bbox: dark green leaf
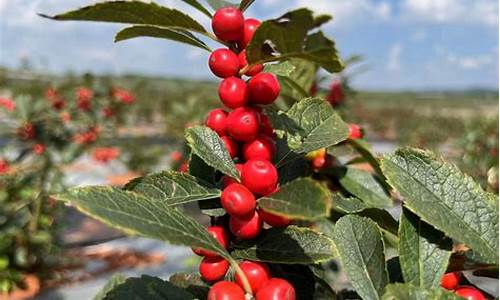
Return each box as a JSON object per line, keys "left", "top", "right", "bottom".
{"left": 56, "top": 186, "right": 229, "bottom": 259}
{"left": 115, "top": 26, "right": 211, "bottom": 51}
{"left": 313, "top": 14, "right": 333, "bottom": 28}
{"left": 332, "top": 193, "right": 367, "bottom": 213}
{"left": 271, "top": 264, "right": 317, "bottom": 300}
{"left": 381, "top": 148, "right": 499, "bottom": 264}
{"left": 185, "top": 126, "right": 240, "bottom": 180}
{"left": 333, "top": 215, "right": 388, "bottom": 300}
{"left": 246, "top": 9, "right": 342, "bottom": 72}
{"left": 124, "top": 171, "right": 220, "bottom": 206}
{"left": 169, "top": 273, "right": 210, "bottom": 299}
{"left": 280, "top": 59, "right": 318, "bottom": 102}
{"left": 381, "top": 283, "right": 463, "bottom": 300}
{"left": 188, "top": 153, "right": 216, "bottom": 184}
{"left": 239, "top": 0, "right": 255, "bottom": 11}
{"left": 258, "top": 178, "right": 331, "bottom": 220}
{"left": 41, "top": 1, "right": 207, "bottom": 34}
{"left": 198, "top": 199, "right": 226, "bottom": 217}
{"left": 93, "top": 274, "right": 127, "bottom": 300}
{"left": 399, "top": 208, "right": 452, "bottom": 289}
{"left": 348, "top": 138, "right": 390, "bottom": 191}
{"left": 103, "top": 275, "right": 195, "bottom": 300}
{"left": 181, "top": 0, "right": 212, "bottom": 18}
{"left": 338, "top": 167, "right": 392, "bottom": 209}
{"left": 277, "top": 156, "right": 309, "bottom": 185}
{"left": 232, "top": 226, "right": 337, "bottom": 264}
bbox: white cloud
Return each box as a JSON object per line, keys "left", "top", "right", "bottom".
{"left": 410, "top": 30, "right": 427, "bottom": 41}
{"left": 402, "top": 0, "right": 498, "bottom": 27}
{"left": 387, "top": 43, "right": 402, "bottom": 71}
{"left": 435, "top": 46, "right": 496, "bottom": 70}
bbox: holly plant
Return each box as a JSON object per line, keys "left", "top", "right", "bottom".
{"left": 44, "top": 1, "right": 498, "bottom": 300}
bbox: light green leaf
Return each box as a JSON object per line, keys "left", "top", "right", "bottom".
{"left": 333, "top": 215, "right": 388, "bottom": 300}
{"left": 56, "top": 186, "right": 229, "bottom": 259}
{"left": 232, "top": 226, "right": 337, "bottom": 264}
{"left": 93, "top": 274, "right": 127, "bottom": 300}
{"left": 181, "top": 0, "right": 212, "bottom": 18}
{"left": 205, "top": 0, "right": 236, "bottom": 10}
{"left": 347, "top": 138, "right": 390, "bottom": 191}
{"left": 169, "top": 273, "right": 210, "bottom": 299}
{"left": 246, "top": 9, "right": 343, "bottom": 73}
{"left": 381, "top": 283, "right": 463, "bottom": 300}
{"left": 399, "top": 208, "right": 452, "bottom": 289}
{"left": 103, "top": 275, "right": 195, "bottom": 300}
{"left": 185, "top": 126, "right": 240, "bottom": 180}
{"left": 338, "top": 167, "right": 392, "bottom": 209}
{"left": 263, "top": 61, "right": 296, "bottom": 77}
{"left": 381, "top": 148, "right": 499, "bottom": 264}
{"left": 280, "top": 59, "right": 318, "bottom": 102}
{"left": 124, "top": 171, "right": 220, "bottom": 206}
{"left": 41, "top": 1, "right": 207, "bottom": 34}
{"left": 332, "top": 193, "right": 367, "bottom": 213}
{"left": 115, "top": 26, "right": 211, "bottom": 51}
{"left": 258, "top": 178, "right": 331, "bottom": 220}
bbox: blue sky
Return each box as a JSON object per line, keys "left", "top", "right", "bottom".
{"left": 0, "top": 0, "right": 498, "bottom": 90}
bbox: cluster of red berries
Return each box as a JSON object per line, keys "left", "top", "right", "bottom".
{"left": 190, "top": 7, "right": 295, "bottom": 300}
{"left": 92, "top": 147, "right": 121, "bottom": 164}
{"left": 73, "top": 126, "right": 100, "bottom": 145}
{"left": 0, "top": 159, "right": 9, "bottom": 174}
{"left": 441, "top": 272, "right": 486, "bottom": 300}
{"left": 0, "top": 97, "right": 16, "bottom": 112}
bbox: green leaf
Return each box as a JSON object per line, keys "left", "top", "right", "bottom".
{"left": 41, "top": 1, "right": 208, "bottom": 34}
{"left": 93, "top": 274, "right": 127, "bottom": 300}
{"left": 258, "top": 178, "right": 331, "bottom": 220}
{"left": 115, "top": 26, "right": 211, "bottom": 51}
{"left": 56, "top": 186, "right": 229, "bottom": 259}
{"left": 332, "top": 193, "right": 367, "bottom": 213}
{"left": 333, "top": 215, "right": 388, "bottom": 300}
{"left": 232, "top": 226, "right": 337, "bottom": 264}
{"left": 381, "top": 148, "right": 499, "bottom": 264}
{"left": 185, "top": 126, "right": 240, "bottom": 180}
{"left": 337, "top": 167, "right": 392, "bottom": 209}
{"left": 381, "top": 283, "right": 463, "bottom": 300}
{"left": 181, "top": 0, "right": 212, "bottom": 18}
{"left": 399, "top": 208, "right": 452, "bottom": 289}
{"left": 188, "top": 153, "right": 216, "bottom": 184}
{"left": 169, "top": 273, "right": 210, "bottom": 299}
{"left": 263, "top": 61, "right": 296, "bottom": 77}
{"left": 103, "top": 275, "right": 195, "bottom": 300}
{"left": 124, "top": 171, "right": 220, "bottom": 206}
{"left": 239, "top": 0, "right": 255, "bottom": 11}
{"left": 348, "top": 138, "right": 390, "bottom": 190}
{"left": 287, "top": 97, "right": 350, "bottom": 153}
{"left": 246, "top": 9, "right": 343, "bottom": 73}
{"left": 280, "top": 59, "right": 318, "bottom": 102}
{"left": 205, "top": 0, "right": 236, "bottom": 10}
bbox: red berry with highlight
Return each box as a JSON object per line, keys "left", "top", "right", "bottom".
{"left": 219, "top": 77, "right": 249, "bottom": 109}
{"left": 208, "top": 281, "right": 245, "bottom": 300}
{"left": 238, "top": 50, "right": 263, "bottom": 77}
{"left": 441, "top": 272, "right": 461, "bottom": 290}
{"left": 235, "top": 261, "right": 272, "bottom": 294}
{"left": 230, "top": 210, "right": 262, "bottom": 240}
{"left": 239, "top": 18, "right": 261, "bottom": 48}
{"left": 221, "top": 183, "right": 256, "bottom": 217}
{"left": 259, "top": 209, "right": 291, "bottom": 228}
{"left": 209, "top": 49, "right": 240, "bottom": 78}
{"left": 199, "top": 257, "right": 229, "bottom": 282}
{"left": 220, "top": 136, "right": 239, "bottom": 158}
{"left": 222, "top": 164, "right": 243, "bottom": 188}
{"left": 206, "top": 108, "right": 228, "bottom": 136}
{"left": 192, "top": 226, "right": 229, "bottom": 258}
{"left": 349, "top": 123, "right": 363, "bottom": 139}
{"left": 226, "top": 107, "right": 260, "bottom": 142}
{"left": 249, "top": 73, "right": 281, "bottom": 105}
{"left": 455, "top": 286, "right": 486, "bottom": 300}
{"left": 241, "top": 159, "right": 278, "bottom": 196}
{"left": 212, "top": 7, "right": 244, "bottom": 42}
{"left": 256, "top": 278, "right": 296, "bottom": 300}
{"left": 242, "top": 134, "right": 276, "bottom": 161}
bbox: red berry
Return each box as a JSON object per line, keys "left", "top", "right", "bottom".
{"left": 349, "top": 123, "right": 363, "bottom": 139}
{"left": 33, "top": 144, "right": 45, "bottom": 155}
{"left": 242, "top": 134, "right": 276, "bottom": 161}
{"left": 249, "top": 73, "right": 280, "bottom": 105}
{"left": 208, "top": 281, "right": 245, "bottom": 300}
{"left": 209, "top": 49, "right": 240, "bottom": 78}
{"left": 222, "top": 164, "right": 243, "bottom": 188}
{"left": 192, "top": 226, "right": 230, "bottom": 258}
{"left": 441, "top": 272, "right": 461, "bottom": 290}
{"left": 212, "top": 7, "right": 244, "bottom": 42}
{"left": 220, "top": 136, "right": 239, "bottom": 158}
{"left": 258, "top": 209, "right": 291, "bottom": 228}
{"left": 235, "top": 261, "right": 271, "bottom": 293}
{"left": 221, "top": 183, "right": 256, "bottom": 217}
{"left": 219, "top": 77, "right": 249, "bottom": 109}
{"left": 260, "top": 114, "right": 275, "bottom": 137}
{"left": 455, "top": 286, "right": 486, "bottom": 300}
{"left": 230, "top": 210, "right": 262, "bottom": 240}
{"left": 206, "top": 109, "right": 228, "bottom": 136}
{"left": 256, "top": 278, "right": 296, "bottom": 300}
{"left": 327, "top": 80, "right": 344, "bottom": 106}
{"left": 239, "top": 18, "right": 261, "bottom": 48}
{"left": 241, "top": 159, "right": 278, "bottom": 196}
{"left": 199, "top": 257, "right": 230, "bottom": 282}
{"left": 238, "top": 50, "right": 263, "bottom": 77}
{"left": 226, "top": 107, "right": 260, "bottom": 142}
{"left": 0, "top": 159, "right": 9, "bottom": 174}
